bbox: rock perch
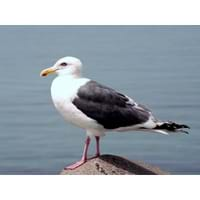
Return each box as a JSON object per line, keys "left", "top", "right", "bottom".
{"left": 60, "top": 154, "right": 168, "bottom": 175}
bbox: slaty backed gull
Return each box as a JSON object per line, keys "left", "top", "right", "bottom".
{"left": 40, "top": 56, "right": 189, "bottom": 169}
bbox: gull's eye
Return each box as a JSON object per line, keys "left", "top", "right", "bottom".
{"left": 60, "top": 62, "right": 67, "bottom": 66}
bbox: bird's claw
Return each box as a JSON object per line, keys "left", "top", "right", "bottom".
{"left": 64, "top": 159, "right": 87, "bottom": 170}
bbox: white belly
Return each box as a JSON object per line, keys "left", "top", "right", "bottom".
{"left": 50, "top": 76, "right": 104, "bottom": 131}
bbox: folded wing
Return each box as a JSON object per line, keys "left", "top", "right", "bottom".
{"left": 72, "top": 81, "right": 151, "bottom": 129}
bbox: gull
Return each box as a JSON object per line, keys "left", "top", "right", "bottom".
{"left": 40, "top": 56, "right": 189, "bottom": 169}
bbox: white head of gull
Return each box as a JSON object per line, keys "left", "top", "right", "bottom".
{"left": 40, "top": 56, "right": 190, "bottom": 170}
{"left": 40, "top": 56, "right": 82, "bottom": 77}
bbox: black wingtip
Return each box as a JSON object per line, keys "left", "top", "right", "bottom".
{"left": 180, "top": 124, "right": 190, "bottom": 134}
{"left": 184, "top": 130, "right": 189, "bottom": 134}
{"left": 178, "top": 129, "right": 189, "bottom": 134}
{"left": 181, "top": 124, "right": 190, "bottom": 129}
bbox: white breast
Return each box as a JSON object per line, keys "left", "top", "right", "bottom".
{"left": 50, "top": 75, "right": 103, "bottom": 130}
{"left": 51, "top": 76, "right": 89, "bottom": 104}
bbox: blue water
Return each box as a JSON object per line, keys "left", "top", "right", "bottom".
{"left": 0, "top": 26, "right": 199, "bottom": 174}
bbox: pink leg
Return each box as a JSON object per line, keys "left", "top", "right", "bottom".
{"left": 64, "top": 136, "right": 91, "bottom": 170}
{"left": 88, "top": 136, "right": 101, "bottom": 160}
{"left": 95, "top": 136, "right": 100, "bottom": 157}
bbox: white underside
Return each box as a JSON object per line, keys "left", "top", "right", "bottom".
{"left": 51, "top": 75, "right": 164, "bottom": 137}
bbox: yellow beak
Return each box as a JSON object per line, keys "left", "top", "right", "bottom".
{"left": 40, "top": 67, "right": 56, "bottom": 77}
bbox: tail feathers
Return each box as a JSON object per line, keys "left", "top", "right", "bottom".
{"left": 154, "top": 121, "right": 190, "bottom": 134}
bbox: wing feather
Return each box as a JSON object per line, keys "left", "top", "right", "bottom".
{"left": 72, "top": 81, "right": 150, "bottom": 129}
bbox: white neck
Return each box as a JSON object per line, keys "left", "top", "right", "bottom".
{"left": 57, "top": 72, "right": 82, "bottom": 80}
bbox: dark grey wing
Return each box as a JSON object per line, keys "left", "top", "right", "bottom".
{"left": 72, "top": 81, "right": 150, "bottom": 129}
